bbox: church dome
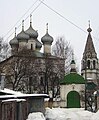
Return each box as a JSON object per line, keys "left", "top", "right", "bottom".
{"left": 10, "top": 36, "right": 18, "bottom": 45}
{"left": 60, "top": 73, "right": 85, "bottom": 84}
{"left": 25, "top": 26, "right": 38, "bottom": 38}
{"left": 9, "top": 27, "right": 18, "bottom": 46}
{"left": 17, "top": 20, "right": 29, "bottom": 40}
{"left": 41, "top": 33, "right": 53, "bottom": 44}
{"left": 41, "top": 23, "right": 53, "bottom": 44}
{"left": 17, "top": 31, "right": 29, "bottom": 40}
{"left": 25, "top": 14, "right": 38, "bottom": 38}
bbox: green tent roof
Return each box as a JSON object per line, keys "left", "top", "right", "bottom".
{"left": 86, "top": 82, "right": 97, "bottom": 90}
{"left": 60, "top": 73, "right": 85, "bottom": 84}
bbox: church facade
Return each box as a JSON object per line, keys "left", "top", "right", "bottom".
{"left": 0, "top": 15, "right": 65, "bottom": 96}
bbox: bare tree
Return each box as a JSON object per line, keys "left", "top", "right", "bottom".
{"left": 1, "top": 48, "right": 39, "bottom": 93}
{"left": 41, "top": 55, "right": 64, "bottom": 98}
{"left": 52, "top": 36, "right": 73, "bottom": 74}
{"left": 5, "top": 57, "right": 31, "bottom": 91}
{"left": 0, "top": 37, "right": 10, "bottom": 61}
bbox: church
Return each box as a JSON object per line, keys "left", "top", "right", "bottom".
{"left": 0, "top": 15, "right": 65, "bottom": 96}
{"left": 81, "top": 23, "right": 99, "bottom": 110}
{"left": 81, "top": 23, "right": 99, "bottom": 86}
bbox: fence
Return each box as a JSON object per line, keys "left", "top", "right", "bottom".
{"left": 0, "top": 99, "right": 28, "bottom": 120}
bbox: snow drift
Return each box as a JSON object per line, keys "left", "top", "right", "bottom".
{"left": 27, "top": 108, "right": 98, "bottom": 120}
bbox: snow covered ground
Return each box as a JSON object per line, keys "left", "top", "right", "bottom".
{"left": 27, "top": 108, "right": 99, "bottom": 120}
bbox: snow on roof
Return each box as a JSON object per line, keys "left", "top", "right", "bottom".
{"left": 2, "top": 98, "right": 26, "bottom": 102}
{"left": 0, "top": 88, "right": 49, "bottom": 101}
{"left": 0, "top": 88, "right": 23, "bottom": 95}
{"left": 0, "top": 93, "right": 49, "bottom": 100}
{"left": 0, "top": 88, "right": 49, "bottom": 96}
{"left": 87, "top": 78, "right": 93, "bottom": 80}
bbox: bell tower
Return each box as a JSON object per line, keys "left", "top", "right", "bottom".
{"left": 81, "top": 21, "right": 99, "bottom": 85}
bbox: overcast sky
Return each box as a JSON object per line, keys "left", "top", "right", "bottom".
{"left": 0, "top": 0, "right": 99, "bottom": 71}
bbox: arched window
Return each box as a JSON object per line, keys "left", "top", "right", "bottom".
{"left": 93, "top": 60, "right": 96, "bottom": 69}
{"left": 87, "top": 60, "right": 90, "bottom": 69}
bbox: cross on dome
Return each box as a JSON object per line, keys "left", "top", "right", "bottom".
{"left": 87, "top": 20, "right": 92, "bottom": 33}
{"left": 46, "top": 23, "right": 48, "bottom": 34}
{"left": 22, "top": 20, "right": 24, "bottom": 31}
{"left": 30, "top": 14, "right": 32, "bottom": 27}
{"left": 15, "top": 27, "right": 17, "bottom": 37}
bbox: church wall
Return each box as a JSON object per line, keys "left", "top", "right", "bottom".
{"left": 27, "top": 38, "right": 36, "bottom": 50}
{"left": 19, "top": 41, "right": 27, "bottom": 50}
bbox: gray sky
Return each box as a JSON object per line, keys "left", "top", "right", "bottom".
{"left": 0, "top": 0, "right": 99, "bottom": 71}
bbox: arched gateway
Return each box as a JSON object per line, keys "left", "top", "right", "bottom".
{"left": 67, "top": 91, "right": 80, "bottom": 108}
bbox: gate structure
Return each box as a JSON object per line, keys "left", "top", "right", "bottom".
{"left": 67, "top": 91, "right": 80, "bottom": 108}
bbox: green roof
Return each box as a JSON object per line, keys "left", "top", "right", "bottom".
{"left": 60, "top": 73, "right": 85, "bottom": 84}
{"left": 86, "top": 82, "right": 97, "bottom": 90}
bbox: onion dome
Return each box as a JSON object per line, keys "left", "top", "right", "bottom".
{"left": 41, "top": 23, "right": 53, "bottom": 45}
{"left": 9, "top": 27, "right": 18, "bottom": 46}
{"left": 26, "top": 26, "right": 38, "bottom": 38}
{"left": 17, "top": 20, "right": 29, "bottom": 40}
{"left": 25, "top": 14, "right": 38, "bottom": 38}
{"left": 36, "top": 39, "right": 42, "bottom": 49}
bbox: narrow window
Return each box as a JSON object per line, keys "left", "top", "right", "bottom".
{"left": 93, "top": 60, "right": 96, "bottom": 69}
{"left": 83, "top": 60, "right": 85, "bottom": 69}
{"left": 31, "top": 44, "right": 33, "bottom": 50}
{"left": 40, "top": 77, "right": 44, "bottom": 86}
{"left": 87, "top": 60, "right": 90, "bottom": 69}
